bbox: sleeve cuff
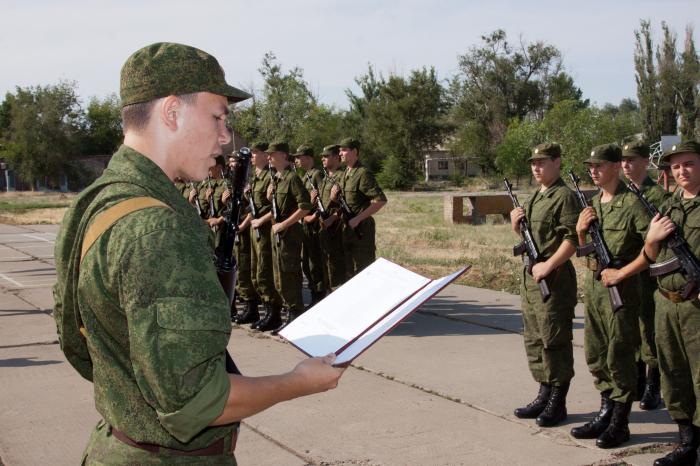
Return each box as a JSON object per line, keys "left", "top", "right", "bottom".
{"left": 156, "top": 357, "right": 230, "bottom": 443}
{"left": 298, "top": 202, "right": 313, "bottom": 211}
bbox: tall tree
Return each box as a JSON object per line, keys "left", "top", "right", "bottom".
{"left": 656, "top": 22, "right": 679, "bottom": 135}
{"left": 678, "top": 26, "right": 700, "bottom": 139}
{"left": 635, "top": 20, "right": 660, "bottom": 142}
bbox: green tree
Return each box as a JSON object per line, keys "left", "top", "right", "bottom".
{"left": 634, "top": 20, "right": 660, "bottom": 141}
{"left": 80, "top": 94, "right": 122, "bottom": 155}
{"left": 495, "top": 117, "right": 540, "bottom": 179}
{"left": 679, "top": 26, "right": 700, "bottom": 139}
{"left": 656, "top": 22, "right": 679, "bottom": 135}
{"left": 1, "top": 81, "right": 84, "bottom": 189}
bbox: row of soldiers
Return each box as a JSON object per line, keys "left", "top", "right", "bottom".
{"left": 176, "top": 138, "right": 387, "bottom": 336}
{"left": 509, "top": 140, "right": 700, "bottom": 466}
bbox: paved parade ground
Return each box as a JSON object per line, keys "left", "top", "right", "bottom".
{"left": 0, "top": 223, "right": 679, "bottom": 465}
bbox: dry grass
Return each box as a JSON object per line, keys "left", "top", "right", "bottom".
{"left": 0, "top": 191, "right": 73, "bottom": 224}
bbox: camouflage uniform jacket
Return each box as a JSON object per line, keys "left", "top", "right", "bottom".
{"left": 53, "top": 145, "right": 235, "bottom": 450}
{"left": 319, "top": 167, "right": 345, "bottom": 218}
{"left": 524, "top": 177, "right": 580, "bottom": 259}
{"left": 656, "top": 192, "right": 700, "bottom": 294}
{"left": 339, "top": 161, "right": 387, "bottom": 214}
{"left": 250, "top": 167, "right": 272, "bottom": 218}
{"left": 272, "top": 167, "right": 312, "bottom": 219}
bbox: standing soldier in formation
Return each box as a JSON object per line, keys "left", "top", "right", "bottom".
{"left": 510, "top": 142, "right": 580, "bottom": 428}
{"left": 571, "top": 143, "right": 649, "bottom": 449}
{"left": 293, "top": 144, "right": 329, "bottom": 307}
{"left": 242, "top": 142, "right": 284, "bottom": 329}
{"left": 317, "top": 144, "right": 348, "bottom": 289}
{"left": 643, "top": 141, "right": 700, "bottom": 466}
{"left": 224, "top": 153, "right": 259, "bottom": 323}
{"left": 332, "top": 138, "right": 387, "bottom": 277}
{"left": 620, "top": 140, "right": 668, "bottom": 410}
{"left": 266, "top": 142, "right": 312, "bottom": 334}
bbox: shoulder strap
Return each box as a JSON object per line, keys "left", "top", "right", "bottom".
{"left": 80, "top": 196, "right": 169, "bottom": 264}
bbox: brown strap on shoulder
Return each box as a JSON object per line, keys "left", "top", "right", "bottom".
{"left": 80, "top": 197, "right": 169, "bottom": 264}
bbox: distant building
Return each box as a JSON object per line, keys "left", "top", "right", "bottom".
{"left": 423, "top": 148, "right": 481, "bottom": 182}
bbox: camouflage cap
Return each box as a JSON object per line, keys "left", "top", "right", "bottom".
{"left": 660, "top": 140, "right": 700, "bottom": 165}
{"left": 338, "top": 137, "right": 361, "bottom": 150}
{"left": 321, "top": 144, "right": 340, "bottom": 157}
{"left": 293, "top": 144, "right": 314, "bottom": 158}
{"left": 621, "top": 141, "right": 650, "bottom": 159}
{"left": 584, "top": 143, "right": 622, "bottom": 164}
{"left": 528, "top": 142, "right": 561, "bottom": 161}
{"left": 251, "top": 141, "right": 269, "bottom": 152}
{"left": 120, "top": 42, "right": 251, "bottom": 107}
{"left": 267, "top": 141, "right": 290, "bottom": 154}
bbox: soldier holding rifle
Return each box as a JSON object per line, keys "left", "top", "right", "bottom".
{"left": 508, "top": 142, "right": 579, "bottom": 428}
{"left": 641, "top": 141, "right": 700, "bottom": 466}
{"left": 570, "top": 143, "right": 649, "bottom": 449}
{"left": 621, "top": 140, "right": 668, "bottom": 411}
{"left": 317, "top": 144, "right": 348, "bottom": 289}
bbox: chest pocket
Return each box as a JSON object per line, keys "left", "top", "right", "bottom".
{"left": 343, "top": 175, "right": 364, "bottom": 210}
{"left": 275, "top": 185, "right": 291, "bottom": 215}
{"left": 681, "top": 212, "right": 700, "bottom": 259}
{"left": 600, "top": 213, "right": 628, "bottom": 256}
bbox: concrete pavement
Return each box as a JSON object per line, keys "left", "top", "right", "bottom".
{"left": 0, "top": 223, "right": 676, "bottom": 465}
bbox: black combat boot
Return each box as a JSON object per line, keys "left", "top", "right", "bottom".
{"left": 653, "top": 420, "right": 698, "bottom": 466}
{"left": 235, "top": 300, "right": 260, "bottom": 325}
{"left": 230, "top": 300, "right": 240, "bottom": 322}
{"left": 250, "top": 303, "right": 267, "bottom": 330}
{"left": 271, "top": 307, "right": 303, "bottom": 336}
{"left": 640, "top": 366, "right": 662, "bottom": 410}
{"left": 596, "top": 400, "right": 632, "bottom": 448}
{"left": 257, "top": 303, "right": 282, "bottom": 332}
{"left": 536, "top": 382, "right": 569, "bottom": 427}
{"left": 571, "top": 390, "right": 614, "bottom": 439}
{"left": 514, "top": 383, "right": 551, "bottom": 419}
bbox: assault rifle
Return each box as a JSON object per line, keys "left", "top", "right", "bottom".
{"left": 327, "top": 172, "right": 362, "bottom": 239}
{"left": 307, "top": 172, "right": 329, "bottom": 220}
{"left": 503, "top": 178, "right": 551, "bottom": 302}
{"left": 206, "top": 175, "right": 216, "bottom": 218}
{"left": 247, "top": 187, "right": 262, "bottom": 241}
{"left": 188, "top": 181, "right": 205, "bottom": 218}
{"left": 627, "top": 181, "right": 700, "bottom": 300}
{"left": 569, "top": 171, "right": 623, "bottom": 312}
{"left": 269, "top": 162, "right": 282, "bottom": 245}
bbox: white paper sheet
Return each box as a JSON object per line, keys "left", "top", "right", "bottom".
{"left": 279, "top": 258, "right": 431, "bottom": 357}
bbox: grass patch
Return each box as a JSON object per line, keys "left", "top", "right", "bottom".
{"left": 0, "top": 192, "right": 74, "bottom": 224}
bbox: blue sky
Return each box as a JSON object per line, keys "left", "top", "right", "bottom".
{"left": 1, "top": 0, "right": 698, "bottom": 109}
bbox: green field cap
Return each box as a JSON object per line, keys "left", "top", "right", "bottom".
{"left": 528, "top": 142, "right": 561, "bottom": 161}
{"left": 622, "top": 141, "right": 650, "bottom": 158}
{"left": 584, "top": 143, "right": 622, "bottom": 164}
{"left": 293, "top": 144, "right": 314, "bottom": 157}
{"left": 338, "top": 137, "right": 360, "bottom": 150}
{"left": 660, "top": 140, "right": 700, "bottom": 165}
{"left": 120, "top": 42, "right": 251, "bottom": 107}
{"left": 267, "top": 141, "right": 290, "bottom": 154}
{"left": 251, "top": 141, "right": 269, "bottom": 151}
{"left": 321, "top": 144, "right": 340, "bottom": 157}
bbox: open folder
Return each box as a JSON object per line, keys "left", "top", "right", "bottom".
{"left": 278, "top": 258, "right": 470, "bottom": 366}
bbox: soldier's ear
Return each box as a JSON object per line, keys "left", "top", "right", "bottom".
{"left": 160, "top": 96, "right": 181, "bottom": 131}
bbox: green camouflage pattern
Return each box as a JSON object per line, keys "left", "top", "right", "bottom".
{"left": 654, "top": 291, "right": 700, "bottom": 426}
{"left": 622, "top": 141, "right": 650, "bottom": 159}
{"left": 584, "top": 143, "right": 622, "bottom": 164}
{"left": 301, "top": 168, "right": 327, "bottom": 294}
{"left": 339, "top": 161, "right": 386, "bottom": 276}
{"left": 528, "top": 142, "right": 561, "bottom": 161}
{"left": 53, "top": 145, "right": 236, "bottom": 454}
{"left": 249, "top": 168, "right": 281, "bottom": 305}
{"left": 120, "top": 42, "right": 249, "bottom": 107}
{"left": 656, "top": 193, "right": 700, "bottom": 293}
{"left": 520, "top": 177, "right": 580, "bottom": 385}
{"left": 583, "top": 182, "right": 648, "bottom": 402}
{"left": 659, "top": 140, "right": 700, "bottom": 165}
{"left": 319, "top": 169, "right": 347, "bottom": 288}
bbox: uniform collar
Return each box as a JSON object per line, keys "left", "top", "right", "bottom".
{"left": 538, "top": 177, "right": 566, "bottom": 199}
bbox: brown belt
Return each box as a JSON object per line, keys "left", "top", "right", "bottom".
{"left": 111, "top": 427, "right": 237, "bottom": 456}
{"left": 658, "top": 287, "right": 687, "bottom": 304}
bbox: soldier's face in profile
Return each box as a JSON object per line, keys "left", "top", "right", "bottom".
{"left": 322, "top": 154, "right": 339, "bottom": 170}
{"left": 588, "top": 161, "right": 619, "bottom": 187}
{"left": 252, "top": 149, "right": 267, "bottom": 168}
{"left": 670, "top": 152, "right": 700, "bottom": 192}
{"left": 174, "top": 92, "right": 231, "bottom": 181}
{"left": 269, "top": 151, "right": 288, "bottom": 170}
{"left": 340, "top": 147, "right": 357, "bottom": 166}
{"left": 621, "top": 156, "right": 648, "bottom": 181}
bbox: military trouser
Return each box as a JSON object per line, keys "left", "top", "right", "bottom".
{"left": 342, "top": 216, "right": 376, "bottom": 278}
{"left": 654, "top": 291, "right": 700, "bottom": 426}
{"left": 521, "top": 261, "right": 576, "bottom": 386}
{"left": 301, "top": 220, "right": 327, "bottom": 293}
{"left": 319, "top": 218, "right": 347, "bottom": 289}
{"left": 637, "top": 271, "right": 658, "bottom": 368}
{"left": 272, "top": 222, "right": 304, "bottom": 311}
{"left": 584, "top": 273, "right": 641, "bottom": 403}
{"left": 250, "top": 222, "right": 281, "bottom": 306}
{"left": 234, "top": 228, "right": 257, "bottom": 302}
{"left": 82, "top": 419, "right": 237, "bottom": 465}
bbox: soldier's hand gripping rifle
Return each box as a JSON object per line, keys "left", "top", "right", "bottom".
{"left": 215, "top": 147, "right": 252, "bottom": 307}
{"left": 188, "top": 181, "right": 205, "bottom": 218}
{"left": 569, "top": 171, "right": 623, "bottom": 312}
{"left": 269, "top": 162, "right": 282, "bottom": 246}
{"left": 328, "top": 173, "right": 362, "bottom": 239}
{"left": 307, "top": 173, "right": 329, "bottom": 220}
{"left": 247, "top": 187, "right": 262, "bottom": 241}
{"left": 504, "top": 178, "right": 551, "bottom": 302}
{"left": 627, "top": 181, "right": 700, "bottom": 300}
